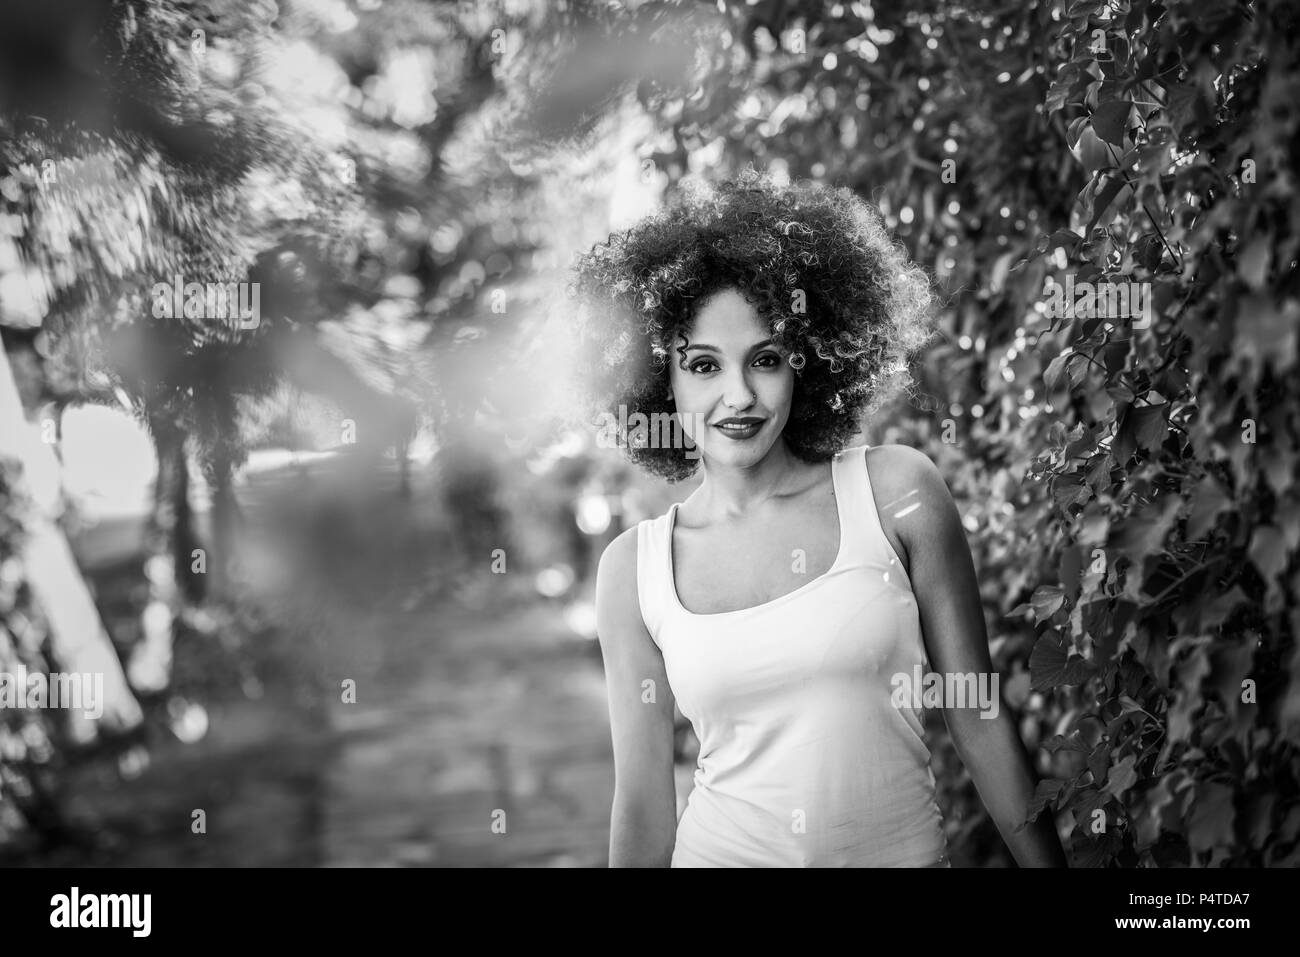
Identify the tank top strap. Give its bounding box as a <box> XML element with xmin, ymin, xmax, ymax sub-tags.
<box><xmin>635</xmin><ymin>510</ymin><xmax>672</xmax><ymax>649</ymax></box>
<box><xmin>832</xmin><ymin>443</ymin><xmax>910</xmax><ymax>582</ymax></box>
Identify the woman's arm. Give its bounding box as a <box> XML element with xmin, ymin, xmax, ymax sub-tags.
<box><xmin>594</xmin><ymin>526</ymin><xmax>680</xmax><ymax>867</ymax></box>
<box><xmin>877</xmin><ymin>445</ymin><xmax>1070</xmax><ymax>867</ymax></box>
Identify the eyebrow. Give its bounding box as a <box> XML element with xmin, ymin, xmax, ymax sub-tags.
<box><xmin>683</xmin><ymin>339</ymin><xmax>776</xmax><ymax>352</ymax></box>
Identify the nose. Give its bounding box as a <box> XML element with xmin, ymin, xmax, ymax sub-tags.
<box><xmin>722</xmin><ymin>368</ymin><xmax>756</xmax><ymax>412</ymax></box>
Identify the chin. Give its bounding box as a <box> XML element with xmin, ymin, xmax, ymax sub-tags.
<box><xmin>698</xmin><ymin>428</ymin><xmax>781</xmax><ymax>465</ymax></box>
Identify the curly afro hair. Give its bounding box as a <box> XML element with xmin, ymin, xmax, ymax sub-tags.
<box><xmin>566</xmin><ymin>168</ymin><xmax>937</xmax><ymax>483</ymax></box>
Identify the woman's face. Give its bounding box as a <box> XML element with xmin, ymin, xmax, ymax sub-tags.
<box><xmin>667</xmin><ymin>287</ymin><xmax>795</xmax><ymax>468</ymax></box>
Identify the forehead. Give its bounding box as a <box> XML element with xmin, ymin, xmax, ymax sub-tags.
<box><xmin>687</xmin><ymin>288</ymin><xmax>767</xmax><ymax>340</ymax></box>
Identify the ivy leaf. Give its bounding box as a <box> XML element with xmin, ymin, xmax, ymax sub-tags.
<box><xmin>1042</xmin><ymin>228</ymin><xmax>1084</xmax><ymax>256</ymax></box>
<box><xmin>1132</xmin><ymin>402</ymin><xmax>1168</xmax><ymax>452</ymax></box>
<box><xmin>1030</xmin><ymin>584</ymin><xmax>1066</xmax><ymax>620</ymax></box>
<box><xmin>1186</xmin><ymin>474</ymin><xmax>1229</xmax><ymax>541</ymax></box>
<box><xmin>1263</xmin><ymin>445</ymin><xmax>1297</xmax><ymax>499</ymax></box>
<box><xmin>1247</xmin><ymin>793</ymin><xmax>1276</xmax><ymax>850</ymax></box>
<box><xmin>1102</xmin><ymin>598</ymin><xmax>1139</xmax><ymax>658</ymax></box>
<box><xmin>1071</xmin><ymin>830</ymin><xmax>1122</xmax><ymax>868</ymax></box>
<box><xmin>1044</xmin><ymin>351</ymin><xmax>1071</xmax><ymax>391</ymax></box>
<box><xmin>1237</xmin><ymin>236</ymin><xmax>1271</xmax><ymax>291</ymax></box>
<box><xmin>1188</xmin><ymin>782</ymin><xmax>1236</xmax><ymax>852</ymax></box>
<box><xmin>1060</xmin><ymin>544</ymin><xmax>1084</xmax><ymax>603</ymax></box>
<box><xmin>1106</xmin><ymin>755</ymin><xmax>1139</xmax><ymax>799</ymax></box>
<box><xmin>1106</xmin><ymin>379</ymin><xmax>1136</xmax><ymax>407</ymax></box>
<box><xmin>1165</xmin><ymin>81</ymin><xmax>1207</xmax><ymax>126</ymax></box>
<box><xmin>1102</xmin><ymin>340</ymin><xmax>1133</xmax><ymax>377</ymax></box>
<box><xmin>1043</xmin><ymin>732</ymin><xmax>1092</xmax><ymax>754</ymax></box>
<box><xmin>1065</xmin><ymin>423</ymin><xmax>1098</xmax><ymax>460</ymax></box>
<box><xmin>1210</xmin><ymin>637</ymin><xmax>1257</xmax><ymax>720</ymax></box>
<box><xmin>1066</xmin><ymin>784</ymin><xmax>1111</xmax><ymax>818</ymax></box>
<box><xmin>1029</xmin><ymin>631</ymin><xmax>1096</xmax><ymax>690</ymax></box>
<box><xmin>1087</xmin><ymin>174</ymin><xmax>1126</xmax><ymax>231</ymax></box>
<box><xmin>1067</xmin><ymin>351</ymin><xmax>1091</xmax><ymax>387</ymax></box>
<box><xmin>1200</xmin><ymin>585</ymin><xmax>1248</xmax><ymax>632</ymax></box>
<box><xmin>1092</xmin><ymin>99</ymin><xmax>1133</xmax><ymax>146</ymax></box>
<box><xmin>1167</xmin><ymin>651</ymin><xmax>1210</xmax><ymax>746</ymax></box>
<box><xmin>1106</xmin><ymin>703</ymin><xmax>1146</xmax><ymax>744</ymax></box>
<box><xmin>1134</xmin><ymin>233</ymin><xmax>1163</xmax><ymax>271</ymax></box>
<box><xmin>1046</xmin><ymin>75</ymin><xmax>1074</xmax><ymax>113</ymax></box>
<box><xmin>1113</xmin><ymin>402</ymin><xmax>1166</xmax><ymax>460</ymax></box>
<box><xmin>1233</xmin><ymin>296</ymin><xmax>1299</xmax><ymax>378</ymax></box>
<box><xmin>1054</xmin><ymin>482</ymin><xmax>1092</xmax><ymax>509</ymax></box>
<box><xmin>1109</xmin><ymin>494</ymin><xmax>1181</xmax><ymax>564</ymax></box>
<box><xmin>1088</xmin><ymin>740</ymin><xmax>1110</xmax><ymax>784</ymax></box>
<box><xmin>1116</xmin><ymin>694</ymin><xmax>1148</xmax><ymax>715</ymax></box>
<box><xmin>1082</xmin><ymin>598</ymin><xmax>1110</xmax><ymax>640</ymax></box>
<box><xmin>1248</xmin><ymin>525</ymin><xmax>1287</xmax><ymax>587</ymax></box>
<box><xmin>1136</xmin><ymin>775</ymin><xmax>1178</xmax><ymax>849</ymax></box>
<box><xmin>1022</xmin><ymin>778</ymin><xmax>1067</xmax><ymax>826</ymax></box>
<box><xmin>1085</xmin><ymin>452</ymin><xmax>1113</xmax><ymax>490</ymax></box>
<box><xmin>1066</xmin><ymin>113</ymin><xmax>1091</xmax><ymax>150</ymax></box>
<box><xmin>1030</xmin><ymin>633</ymin><xmax>1069</xmax><ymax>690</ymax></box>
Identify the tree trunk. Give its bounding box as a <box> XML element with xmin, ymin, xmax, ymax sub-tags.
<box><xmin>148</xmin><ymin>418</ymin><xmax>204</xmax><ymax>605</ymax></box>
<box><xmin>0</xmin><ymin>343</ymin><xmax>142</xmax><ymax>743</ymax></box>
<box><xmin>208</xmin><ymin>450</ymin><xmax>240</xmax><ymax>601</ymax></box>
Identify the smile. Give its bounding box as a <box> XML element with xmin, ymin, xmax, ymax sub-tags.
<box><xmin>713</xmin><ymin>419</ymin><xmax>764</xmax><ymax>439</ymax></box>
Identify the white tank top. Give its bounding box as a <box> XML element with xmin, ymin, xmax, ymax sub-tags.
<box><xmin>636</xmin><ymin>443</ymin><xmax>949</xmax><ymax>867</ymax></box>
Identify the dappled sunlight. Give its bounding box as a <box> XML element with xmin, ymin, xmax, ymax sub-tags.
<box><xmin>0</xmin><ymin>0</ymin><xmax>1291</xmax><ymax>878</ymax></box>
<box><xmin>60</xmin><ymin>404</ymin><xmax>157</xmax><ymax>522</ymax></box>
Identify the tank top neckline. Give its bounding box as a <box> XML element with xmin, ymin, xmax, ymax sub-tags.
<box><xmin>664</xmin><ymin>447</ymin><xmax>852</xmax><ymax>619</ymax></box>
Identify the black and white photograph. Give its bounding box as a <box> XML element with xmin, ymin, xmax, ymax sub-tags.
<box><xmin>0</xmin><ymin>0</ymin><xmax>1295</xmax><ymax>914</ymax></box>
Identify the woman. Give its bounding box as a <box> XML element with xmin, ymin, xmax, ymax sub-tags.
<box><xmin>571</xmin><ymin>170</ymin><xmax>1068</xmax><ymax>867</ymax></box>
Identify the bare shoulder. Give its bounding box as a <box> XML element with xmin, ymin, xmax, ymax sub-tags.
<box><xmin>864</xmin><ymin>443</ymin><xmax>945</xmax><ymax>495</ymax></box>
<box><xmin>596</xmin><ymin>524</ymin><xmax>640</xmax><ymax>602</ymax></box>
<box><xmin>595</xmin><ymin>524</ymin><xmax>648</xmax><ymax>637</ymax></box>
<box><xmin>863</xmin><ymin>443</ymin><xmax>957</xmax><ymax>566</ymax></box>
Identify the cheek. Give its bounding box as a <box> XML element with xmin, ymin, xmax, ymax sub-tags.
<box><xmin>666</xmin><ymin>370</ymin><xmax>702</xmax><ymax>430</ymax></box>
<box><xmin>762</xmin><ymin>370</ymin><xmax>796</xmax><ymax>413</ymax></box>
<box><xmin>669</xmin><ymin>368</ymin><xmax>703</xmax><ymax>405</ymax></box>
<box><xmin>667</xmin><ymin>368</ymin><xmax>685</xmax><ymax>402</ymax></box>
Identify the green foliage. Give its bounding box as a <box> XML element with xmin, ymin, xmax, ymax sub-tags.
<box><xmin>0</xmin><ymin>0</ymin><xmax>574</xmax><ymax>855</ymax></box>
<box><xmin>0</xmin><ymin>455</ymin><xmax>61</xmax><ymax>851</ymax></box>
<box><xmin>0</xmin><ymin>0</ymin><xmax>358</xmax><ymax>852</ymax></box>
<box><xmin>622</xmin><ymin>0</ymin><xmax>1300</xmax><ymax>865</ymax></box>
<box><xmin>2</xmin><ymin>0</ymin><xmax>1294</xmax><ymax>867</ymax></box>
<box><xmin>1</xmin><ymin>0</ymin><xmax>359</xmax><ymax>463</ymax></box>
<box><xmin>1013</xmin><ymin>0</ymin><xmax>1300</xmax><ymax>869</ymax></box>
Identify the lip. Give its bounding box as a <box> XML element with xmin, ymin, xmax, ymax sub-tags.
<box><xmin>713</xmin><ymin>417</ymin><xmax>765</xmax><ymax>440</ymax></box>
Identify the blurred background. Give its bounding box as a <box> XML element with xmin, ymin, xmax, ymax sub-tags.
<box><xmin>0</xmin><ymin>0</ymin><xmax>1297</xmax><ymax>867</ymax></box>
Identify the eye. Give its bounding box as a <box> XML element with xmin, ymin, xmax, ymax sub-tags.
<box><xmin>689</xmin><ymin>358</ymin><xmax>718</xmax><ymax>374</ymax></box>
<box><xmin>753</xmin><ymin>352</ymin><xmax>782</xmax><ymax>368</ymax></box>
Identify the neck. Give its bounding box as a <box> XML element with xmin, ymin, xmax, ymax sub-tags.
<box><xmin>694</xmin><ymin>436</ymin><xmax>813</xmax><ymax>518</ymax></box>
